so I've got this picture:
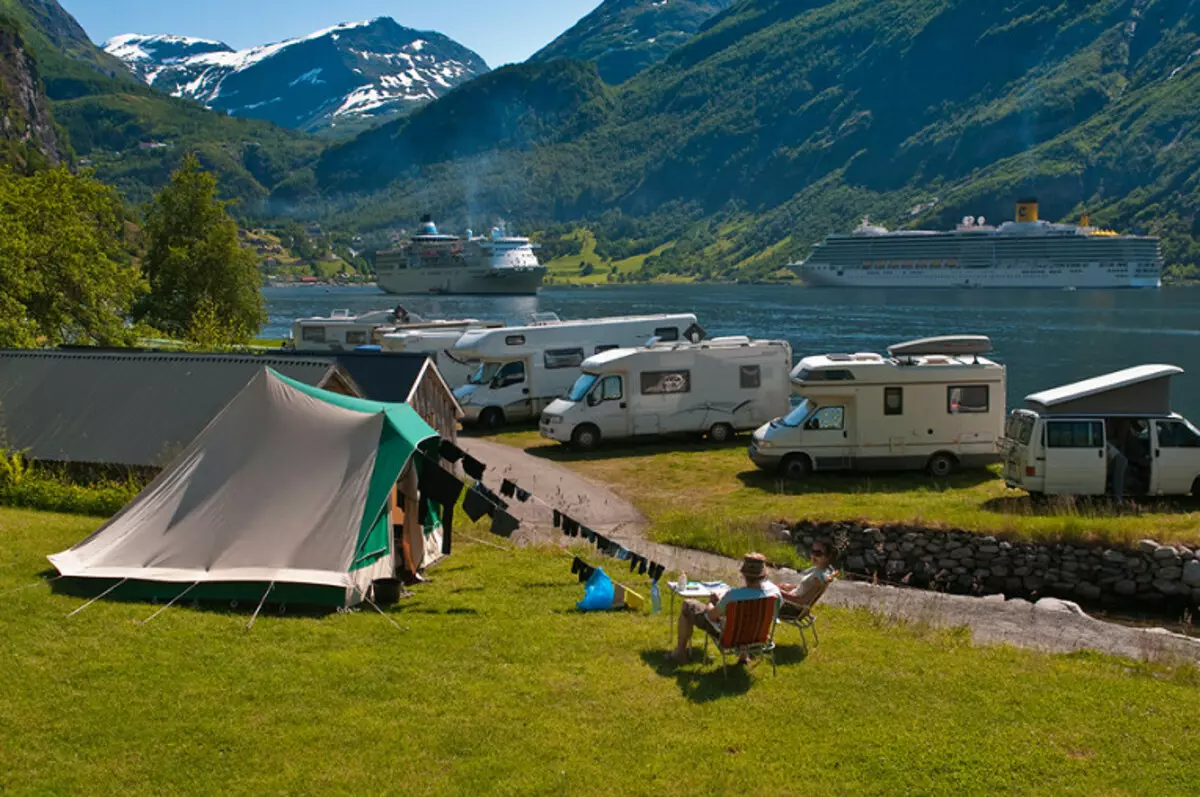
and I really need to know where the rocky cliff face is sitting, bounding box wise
[0,17,64,171]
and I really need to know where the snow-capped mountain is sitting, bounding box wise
[104,18,489,132]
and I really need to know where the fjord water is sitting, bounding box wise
[264,284,1200,418]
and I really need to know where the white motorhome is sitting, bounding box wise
[452,314,702,427]
[291,307,498,352]
[539,337,792,450]
[749,335,1006,479]
[1002,364,1200,497]
[380,328,480,388]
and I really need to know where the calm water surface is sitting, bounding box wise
[264,284,1200,418]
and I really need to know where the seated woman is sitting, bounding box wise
[777,541,837,618]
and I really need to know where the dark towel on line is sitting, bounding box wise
[500,479,517,499]
[571,556,585,576]
[582,527,596,542]
[516,488,531,503]
[638,559,648,576]
[462,454,486,481]
[650,563,665,582]
[440,441,466,464]
[563,517,580,537]
[629,555,640,573]
[490,509,519,538]
[578,563,595,583]
[553,510,562,529]
[462,485,492,522]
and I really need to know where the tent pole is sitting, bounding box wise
[364,597,407,632]
[137,581,200,626]
[65,578,128,618]
[1,574,63,596]
[245,581,275,631]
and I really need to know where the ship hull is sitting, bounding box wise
[378,266,546,296]
[794,262,1161,289]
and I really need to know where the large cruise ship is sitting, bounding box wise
[375,217,546,295]
[791,199,1162,289]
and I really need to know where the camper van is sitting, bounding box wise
[1002,365,1200,497]
[749,335,1006,479]
[539,337,792,450]
[291,308,498,352]
[452,314,702,428]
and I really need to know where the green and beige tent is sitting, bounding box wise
[49,368,441,607]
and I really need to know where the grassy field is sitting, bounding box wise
[486,430,1200,558]
[2,507,1199,795]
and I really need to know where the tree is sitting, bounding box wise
[0,167,144,348]
[137,154,265,344]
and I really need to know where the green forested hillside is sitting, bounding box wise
[311,0,1200,278]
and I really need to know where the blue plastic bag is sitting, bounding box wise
[577,567,615,612]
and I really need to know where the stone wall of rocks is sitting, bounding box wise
[781,521,1200,610]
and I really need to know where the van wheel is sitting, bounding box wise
[708,423,734,444]
[781,454,812,481]
[1192,477,1200,497]
[927,453,958,478]
[571,424,600,452]
[479,407,505,430]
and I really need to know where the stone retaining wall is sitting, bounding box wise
[781,521,1200,610]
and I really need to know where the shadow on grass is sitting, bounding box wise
[639,644,809,703]
[981,493,1200,519]
[523,437,750,463]
[735,467,996,495]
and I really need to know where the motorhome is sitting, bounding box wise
[749,335,1006,479]
[452,314,702,427]
[1002,364,1200,497]
[380,328,480,388]
[539,337,792,450]
[291,308,498,352]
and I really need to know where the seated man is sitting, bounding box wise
[670,552,781,664]
[777,541,837,619]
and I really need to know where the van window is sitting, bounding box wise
[1157,420,1200,448]
[1005,413,1035,445]
[798,368,855,382]
[594,344,619,354]
[505,335,526,346]
[301,326,326,343]
[884,387,903,416]
[948,385,989,414]
[346,330,368,345]
[544,348,585,369]
[654,327,680,342]
[740,365,761,389]
[804,406,845,431]
[1046,420,1103,448]
[600,375,623,402]
[641,370,690,395]
[495,361,526,387]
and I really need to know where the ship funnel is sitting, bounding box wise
[1080,213,1090,228]
[1015,197,1039,223]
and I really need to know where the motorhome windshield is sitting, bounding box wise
[470,361,504,385]
[779,399,813,428]
[568,373,599,402]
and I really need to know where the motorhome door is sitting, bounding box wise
[802,404,853,470]
[1043,419,1106,495]
[586,375,629,438]
[1150,418,1200,495]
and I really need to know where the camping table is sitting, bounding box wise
[666,580,730,645]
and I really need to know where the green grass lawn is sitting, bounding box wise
[2,507,1198,795]
[486,430,1200,560]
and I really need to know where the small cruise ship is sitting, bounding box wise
[791,199,1162,289]
[375,217,546,295]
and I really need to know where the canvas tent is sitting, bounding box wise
[49,368,441,608]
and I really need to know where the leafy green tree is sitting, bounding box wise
[137,154,265,344]
[0,167,144,348]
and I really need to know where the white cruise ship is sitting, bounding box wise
[376,217,546,295]
[791,199,1162,289]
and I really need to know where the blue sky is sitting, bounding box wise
[62,0,602,67]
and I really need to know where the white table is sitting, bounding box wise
[666,580,730,644]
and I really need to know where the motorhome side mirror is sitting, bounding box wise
[587,393,599,407]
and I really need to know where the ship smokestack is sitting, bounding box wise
[1015,197,1039,223]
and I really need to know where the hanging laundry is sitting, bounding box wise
[490,509,519,539]
[563,517,581,537]
[499,479,517,499]
[515,488,531,503]
[629,554,642,573]
[582,526,596,543]
[649,563,665,582]
[553,510,563,529]
[638,559,648,576]
[572,557,595,583]
[462,484,499,522]
[616,547,631,561]
[440,441,466,464]
[462,454,486,481]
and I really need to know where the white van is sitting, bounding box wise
[1002,364,1200,497]
[749,335,1005,479]
[539,337,792,449]
[452,314,702,428]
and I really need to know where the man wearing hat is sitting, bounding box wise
[670,553,781,664]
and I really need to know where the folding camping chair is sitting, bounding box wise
[777,571,836,653]
[702,595,780,676]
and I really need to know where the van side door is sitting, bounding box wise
[1043,419,1106,495]
[1150,419,1200,495]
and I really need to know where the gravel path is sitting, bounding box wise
[460,437,1200,664]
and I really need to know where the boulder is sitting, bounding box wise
[1182,560,1200,588]
[1153,546,1180,561]
[1114,579,1138,597]
[1137,539,1160,554]
[1152,579,1180,595]
[1156,566,1183,581]
[1101,550,1127,565]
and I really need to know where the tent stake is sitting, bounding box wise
[2,574,62,596]
[245,581,275,631]
[66,578,128,618]
[365,597,407,632]
[137,581,199,626]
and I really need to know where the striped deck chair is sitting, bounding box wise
[702,595,780,676]
[777,571,837,653]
